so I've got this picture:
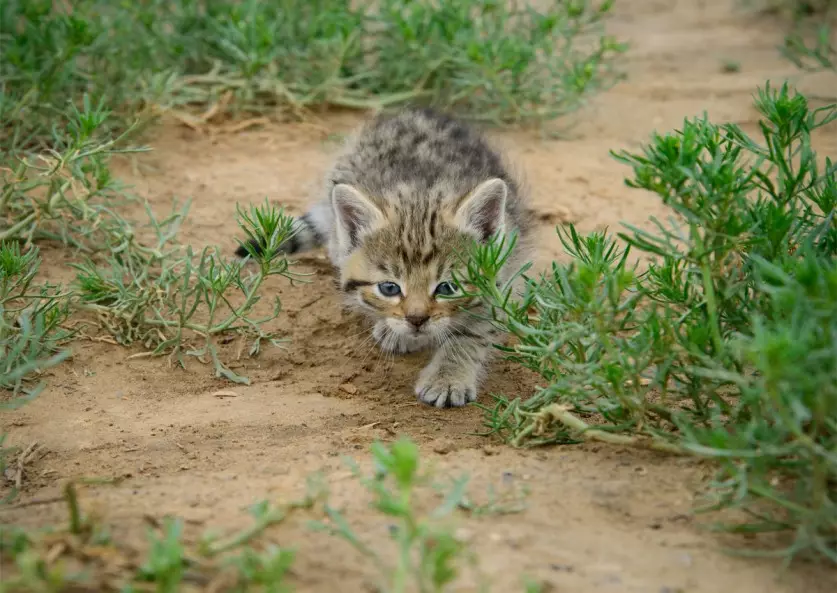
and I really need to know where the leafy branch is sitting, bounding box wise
[461,82,837,563]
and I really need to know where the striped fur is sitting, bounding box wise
[236,108,533,407]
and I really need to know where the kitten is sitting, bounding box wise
[236,108,533,408]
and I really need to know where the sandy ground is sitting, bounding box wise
[3,1,836,591]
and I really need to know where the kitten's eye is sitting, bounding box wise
[377,282,402,297]
[434,281,457,297]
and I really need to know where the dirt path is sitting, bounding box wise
[3,1,836,591]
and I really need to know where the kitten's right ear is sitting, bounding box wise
[331,184,384,250]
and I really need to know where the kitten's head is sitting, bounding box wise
[333,178,507,342]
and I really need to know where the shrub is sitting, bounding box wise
[0,0,625,151]
[461,82,837,563]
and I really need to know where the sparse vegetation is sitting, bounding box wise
[461,83,837,564]
[1,0,625,152]
[784,23,836,73]
[0,243,71,403]
[748,0,837,75]
[6,0,836,590]
[312,438,476,593]
[1,100,302,385]
[0,478,317,592]
[0,439,524,592]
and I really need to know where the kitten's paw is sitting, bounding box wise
[415,375,477,408]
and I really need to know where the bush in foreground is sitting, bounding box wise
[462,82,836,563]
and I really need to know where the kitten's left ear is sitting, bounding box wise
[454,178,507,241]
[331,183,384,251]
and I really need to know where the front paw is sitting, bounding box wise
[414,374,477,408]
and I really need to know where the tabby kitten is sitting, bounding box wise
[236,108,532,408]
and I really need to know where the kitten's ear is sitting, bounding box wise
[454,178,507,241]
[331,183,384,250]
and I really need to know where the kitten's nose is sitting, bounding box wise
[405,314,429,329]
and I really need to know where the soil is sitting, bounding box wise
[3,1,836,591]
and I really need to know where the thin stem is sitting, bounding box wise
[535,404,686,455]
[699,258,725,357]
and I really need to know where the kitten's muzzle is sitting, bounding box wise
[405,314,430,330]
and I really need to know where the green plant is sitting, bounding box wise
[72,198,303,384]
[0,245,73,505]
[783,24,836,72]
[745,0,837,75]
[137,517,187,592]
[738,0,836,18]
[459,83,837,563]
[1,96,303,384]
[0,242,71,403]
[0,480,316,592]
[313,438,477,593]
[359,0,626,126]
[0,95,146,250]
[1,0,625,152]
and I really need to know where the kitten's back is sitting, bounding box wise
[329,108,529,224]
[235,108,532,261]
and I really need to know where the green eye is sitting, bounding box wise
[434,281,456,297]
[377,282,402,297]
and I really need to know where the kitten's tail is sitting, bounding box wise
[234,211,325,259]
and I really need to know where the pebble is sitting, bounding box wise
[338,383,358,395]
[432,439,455,454]
[549,563,574,572]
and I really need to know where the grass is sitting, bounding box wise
[0,477,319,592]
[312,438,476,593]
[0,439,528,592]
[0,243,71,403]
[1,99,303,386]
[1,0,626,151]
[746,0,837,75]
[459,82,837,564]
[784,23,836,73]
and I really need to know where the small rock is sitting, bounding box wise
[432,439,455,455]
[339,383,358,395]
[549,563,574,572]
